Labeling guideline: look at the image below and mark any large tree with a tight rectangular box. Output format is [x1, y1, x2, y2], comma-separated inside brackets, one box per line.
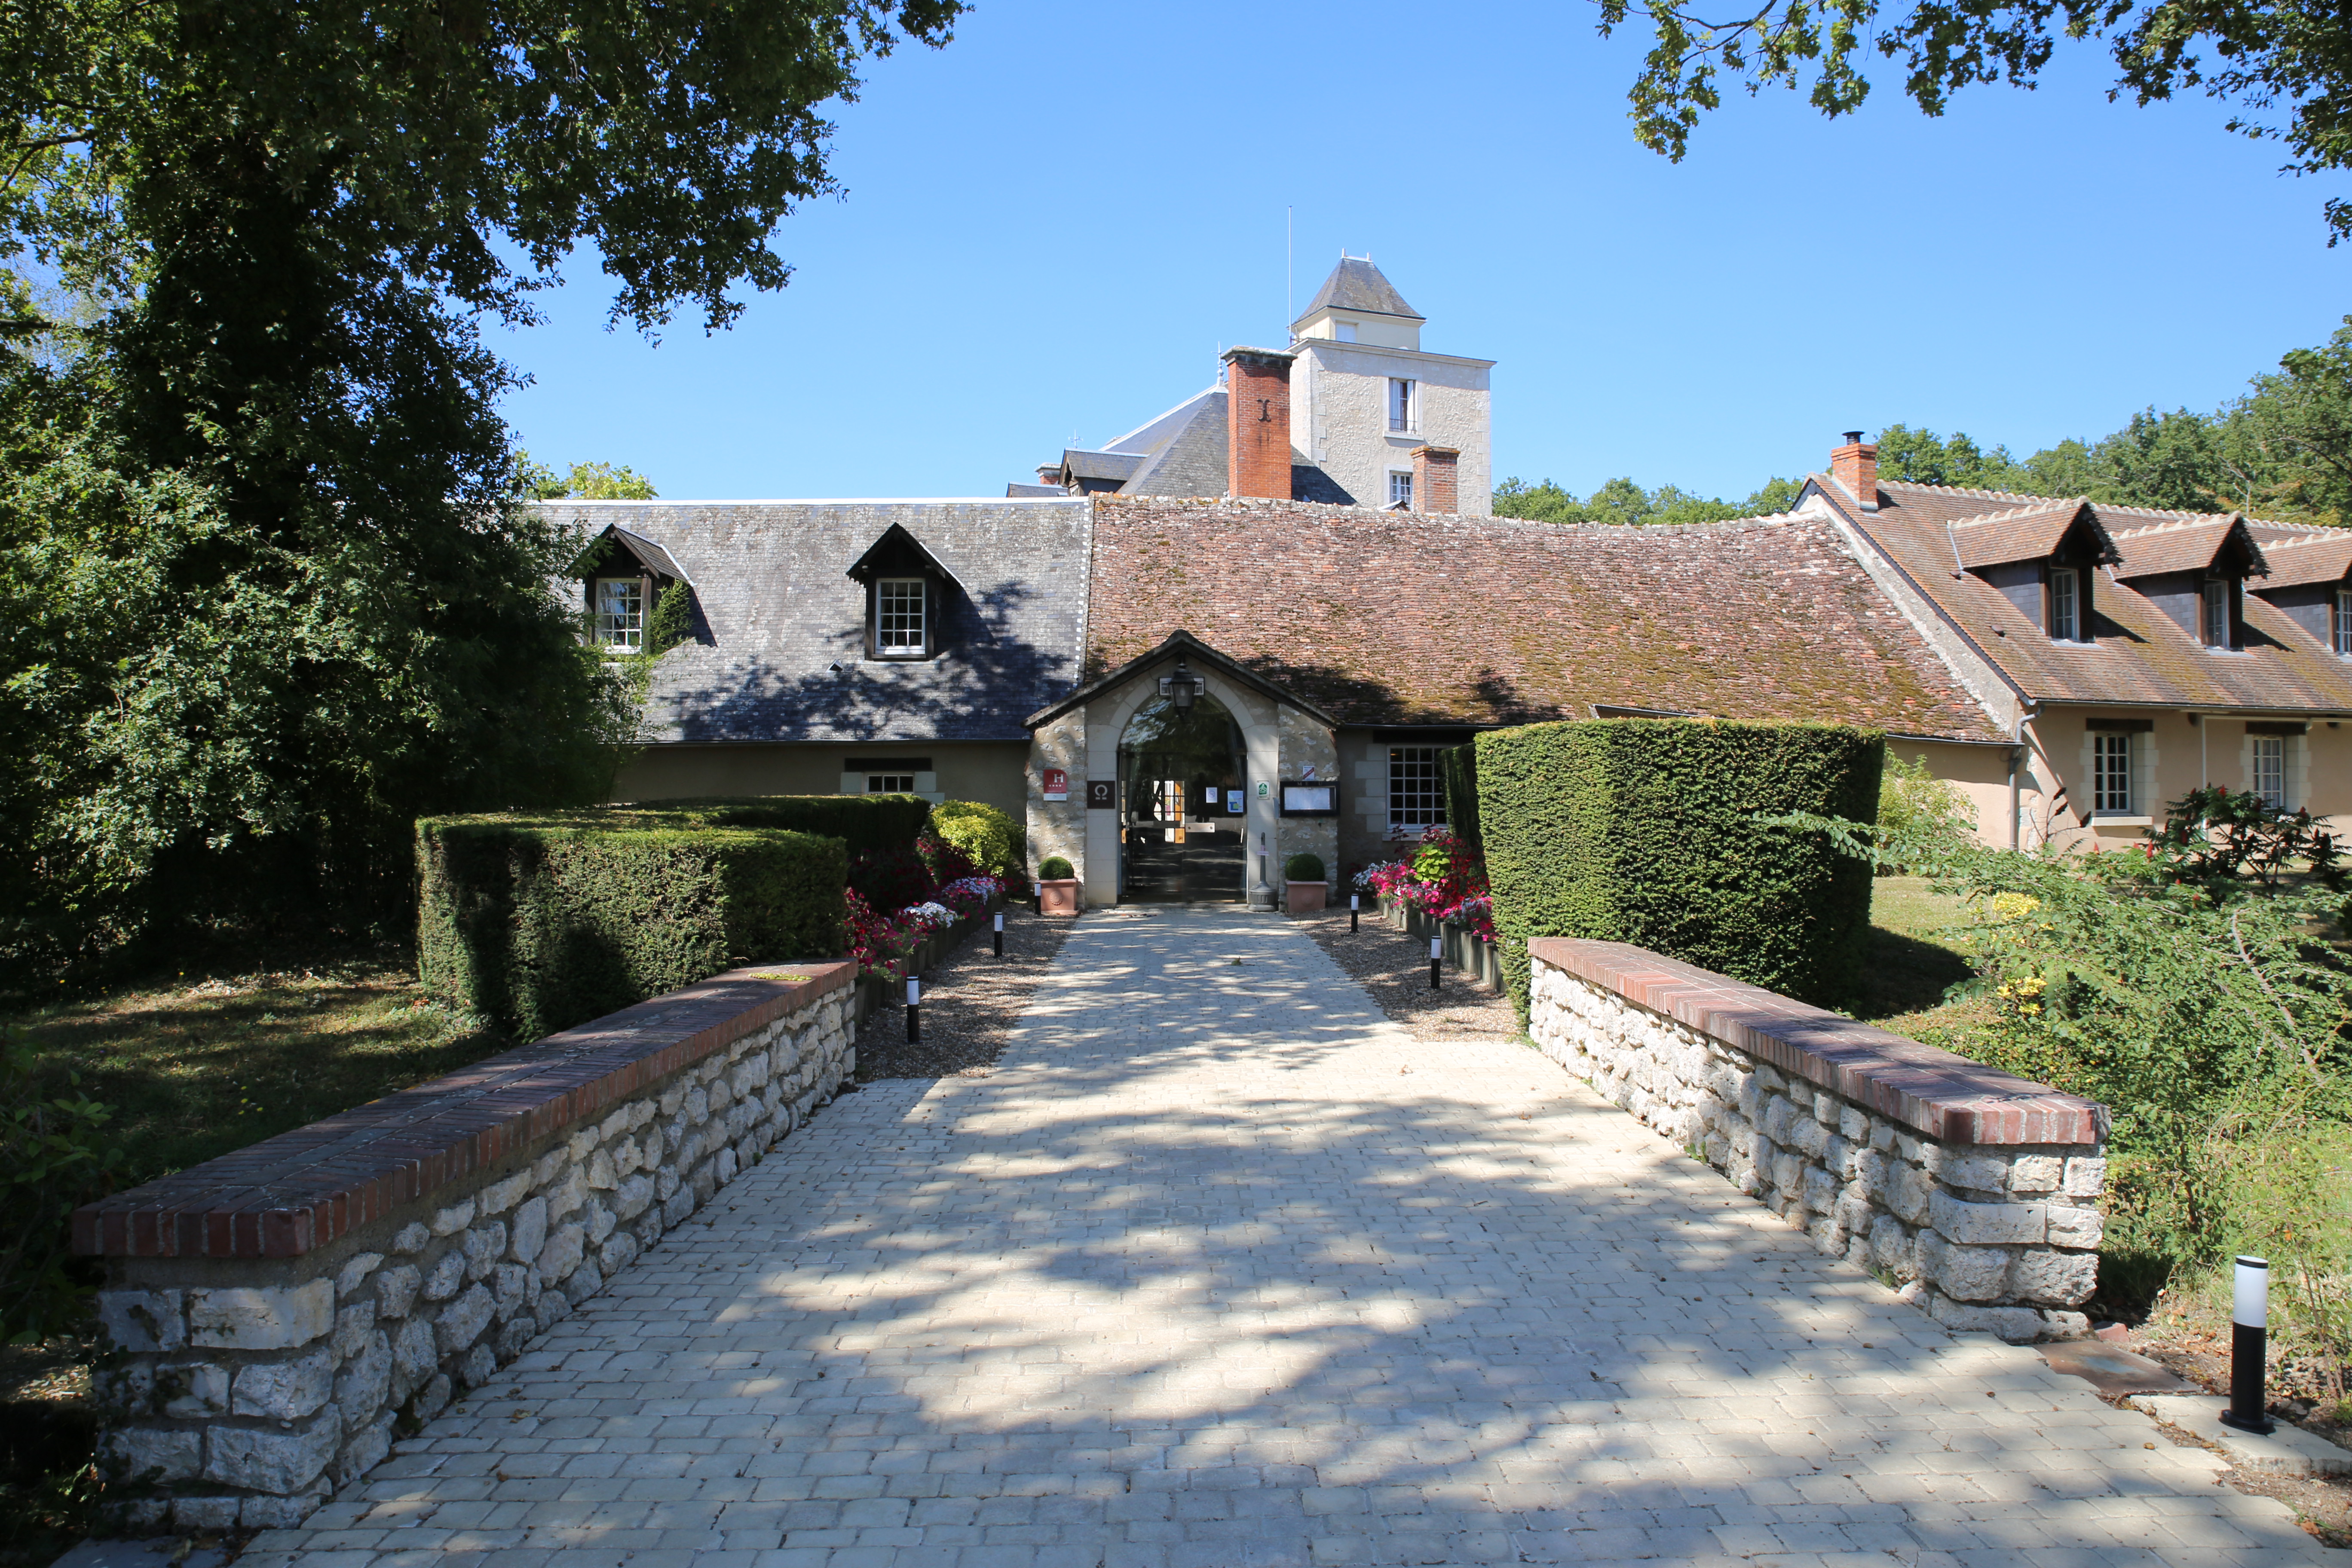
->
[1598, 0, 2352, 241]
[0, 0, 959, 980]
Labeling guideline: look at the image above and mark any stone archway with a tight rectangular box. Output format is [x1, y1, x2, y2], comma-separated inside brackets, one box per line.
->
[1116, 689, 1249, 900]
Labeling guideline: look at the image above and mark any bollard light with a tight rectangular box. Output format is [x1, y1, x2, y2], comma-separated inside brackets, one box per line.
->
[2220, 1255, 2275, 1434]
[993, 910, 1004, 958]
[1429, 934, 1442, 992]
[1350, 893, 1360, 934]
[906, 974, 922, 1044]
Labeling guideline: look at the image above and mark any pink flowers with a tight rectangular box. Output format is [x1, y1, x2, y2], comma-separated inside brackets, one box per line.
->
[1354, 829, 1495, 943]
[845, 872, 1010, 979]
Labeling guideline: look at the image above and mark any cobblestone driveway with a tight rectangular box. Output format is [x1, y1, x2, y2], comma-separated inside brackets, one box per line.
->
[246, 907, 2326, 1567]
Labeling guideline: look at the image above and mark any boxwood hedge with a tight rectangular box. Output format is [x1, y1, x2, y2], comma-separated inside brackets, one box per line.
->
[636, 794, 932, 856]
[1477, 718, 1883, 1017]
[418, 814, 850, 1041]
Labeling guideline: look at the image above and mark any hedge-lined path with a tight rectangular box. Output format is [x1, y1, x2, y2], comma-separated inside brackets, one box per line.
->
[244, 906, 2323, 1568]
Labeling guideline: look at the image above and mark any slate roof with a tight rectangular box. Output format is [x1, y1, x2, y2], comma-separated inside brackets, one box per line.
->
[539, 499, 1091, 744]
[1081, 496, 2006, 740]
[1817, 479, 2352, 713]
[1293, 257, 1423, 326]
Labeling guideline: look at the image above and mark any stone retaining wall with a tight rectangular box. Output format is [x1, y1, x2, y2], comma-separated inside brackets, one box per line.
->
[71, 962, 857, 1532]
[1528, 938, 2109, 1342]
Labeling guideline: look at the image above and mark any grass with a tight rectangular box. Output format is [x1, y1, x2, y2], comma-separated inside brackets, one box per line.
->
[1851, 874, 1988, 1030]
[9, 948, 508, 1192]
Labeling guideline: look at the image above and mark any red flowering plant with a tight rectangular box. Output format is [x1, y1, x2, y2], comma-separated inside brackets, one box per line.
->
[1352, 827, 1495, 941]
[844, 887, 923, 979]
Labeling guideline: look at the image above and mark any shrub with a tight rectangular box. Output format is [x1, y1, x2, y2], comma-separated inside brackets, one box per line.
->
[1439, 744, 1480, 847]
[417, 815, 848, 1039]
[1038, 856, 1074, 881]
[1478, 718, 1883, 1017]
[647, 794, 932, 858]
[1876, 751, 1978, 871]
[1285, 853, 1326, 882]
[930, 800, 1023, 876]
[2, 1025, 122, 1344]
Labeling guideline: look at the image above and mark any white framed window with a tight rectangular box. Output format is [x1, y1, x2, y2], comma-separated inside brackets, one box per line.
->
[867, 773, 916, 793]
[2335, 588, 2351, 655]
[2251, 735, 2286, 808]
[877, 578, 925, 656]
[594, 577, 643, 650]
[1389, 472, 1413, 508]
[2202, 578, 2232, 648]
[1389, 747, 1447, 830]
[1389, 378, 1415, 433]
[1335, 321, 1358, 342]
[2048, 568, 2080, 642]
[2092, 732, 2134, 815]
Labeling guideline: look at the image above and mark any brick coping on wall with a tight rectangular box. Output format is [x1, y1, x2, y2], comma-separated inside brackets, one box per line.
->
[1526, 939, 2104, 1146]
[71, 963, 856, 1261]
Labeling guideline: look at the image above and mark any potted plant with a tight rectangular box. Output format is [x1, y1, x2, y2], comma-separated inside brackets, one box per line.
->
[1283, 852, 1327, 914]
[1036, 855, 1081, 917]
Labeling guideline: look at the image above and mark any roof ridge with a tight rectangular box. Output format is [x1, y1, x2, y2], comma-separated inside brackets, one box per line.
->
[2107, 514, 2238, 538]
[1941, 499, 2083, 530]
[1880, 480, 2055, 504]
[2260, 529, 2352, 549]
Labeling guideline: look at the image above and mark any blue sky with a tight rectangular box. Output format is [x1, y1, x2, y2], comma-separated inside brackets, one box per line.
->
[497, 0, 2350, 504]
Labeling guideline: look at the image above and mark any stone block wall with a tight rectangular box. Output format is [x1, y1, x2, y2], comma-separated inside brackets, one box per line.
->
[74, 963, 857, 1531]
[1528, 939, 2109, 1342]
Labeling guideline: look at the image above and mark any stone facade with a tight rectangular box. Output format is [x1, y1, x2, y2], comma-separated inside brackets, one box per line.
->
[1277, 705, 1340, 880]
[78, 965, 857, 1531]
[1527, 940, 2108, 1343]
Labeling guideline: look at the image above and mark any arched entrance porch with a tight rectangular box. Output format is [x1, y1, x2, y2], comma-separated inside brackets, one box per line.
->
[1117, 689, 1248, 901]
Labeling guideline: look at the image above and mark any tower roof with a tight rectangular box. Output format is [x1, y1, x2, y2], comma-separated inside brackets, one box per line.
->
[1292, 256, 1423, 328]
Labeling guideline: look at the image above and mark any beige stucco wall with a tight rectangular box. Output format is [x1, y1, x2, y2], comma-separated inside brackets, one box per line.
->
[1890, 741, 2017, 850]
[1290, 340, 1491, 516]
[1277, 708, 1340, 886]
[1026, 715, 1086, 887]
[612, 741, 1028, 817]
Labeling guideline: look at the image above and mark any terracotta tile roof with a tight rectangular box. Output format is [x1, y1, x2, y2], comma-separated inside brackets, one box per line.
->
[1082, 497, 2007, 741]
[1947, 500, 2112, 571]
[2106, 515, 2269, 580]
[1823, 479, 2352, 713]
[2257, 531, 2352, 589]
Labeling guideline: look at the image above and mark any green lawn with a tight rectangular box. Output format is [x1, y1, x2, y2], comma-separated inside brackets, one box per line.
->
[1853, 875, 1995, 1041]
[9, 951, 507, 1191]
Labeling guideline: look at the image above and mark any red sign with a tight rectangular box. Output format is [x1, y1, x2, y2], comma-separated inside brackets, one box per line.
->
[1041, 768, 1069, 801]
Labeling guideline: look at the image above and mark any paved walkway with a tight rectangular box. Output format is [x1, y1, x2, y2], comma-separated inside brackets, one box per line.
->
[247, 908, 2325, 1567]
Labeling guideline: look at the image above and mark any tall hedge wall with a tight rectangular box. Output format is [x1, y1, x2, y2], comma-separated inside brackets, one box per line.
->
[634, 794, 932, 857]
[1478, 718, 1883, 1017]
[1439, 744, 1480, 847]
[417, 815, 849, 1041]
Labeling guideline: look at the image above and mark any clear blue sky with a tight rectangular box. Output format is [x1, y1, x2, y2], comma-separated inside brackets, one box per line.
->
[497, 0, 2351, 504]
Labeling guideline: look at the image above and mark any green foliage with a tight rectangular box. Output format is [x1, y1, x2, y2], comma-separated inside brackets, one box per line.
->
[1596, 0, 2352, 243]
[417, 814, 849, 1041]
[1038, 856, 1075, 881]
[648, 795, 932, 857]
[1, 1026, 121, 1344]
[2147, 785, 2344, 889]
[0, 0, 962, 985]
[1492, 474, 1803, 526]
[1875, 752, 1978, 871]
[928, 800, 1023, 876]
[520, 456, 661, 501]
[643, 581, 695, 658]
[1284, 853, 1326, 882]
[1439, 744, 1480, 848]
[1479, 718, 1884, 1017]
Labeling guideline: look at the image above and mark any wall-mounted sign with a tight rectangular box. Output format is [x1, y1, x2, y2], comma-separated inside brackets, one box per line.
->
[1256, 781, 1269, 796]
[1201, 787, 1221, 808]
[1041, 767, 1068, 802]
[1086, 780, 1117, 810]
[1228, 792, 1246, 814]
[1280, 782, 1339, 818]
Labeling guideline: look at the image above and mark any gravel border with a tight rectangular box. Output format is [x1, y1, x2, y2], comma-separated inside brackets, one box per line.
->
[1292, 904, 1522, 1044]
[851, 903, 1072, 1081]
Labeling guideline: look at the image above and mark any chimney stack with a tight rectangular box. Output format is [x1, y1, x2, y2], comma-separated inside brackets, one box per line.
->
[1412, 445, 1459, 514]
[1831, 430, 1879, 512]
[1222, 347, 1296, 500]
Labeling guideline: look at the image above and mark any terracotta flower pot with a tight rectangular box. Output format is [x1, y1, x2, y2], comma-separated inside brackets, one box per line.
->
[1038, 878, 1082, 917]
[1285, 880, 1327, 914]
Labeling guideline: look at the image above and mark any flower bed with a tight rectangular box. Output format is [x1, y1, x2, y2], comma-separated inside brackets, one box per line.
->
[1353, 829, 1502, 989]
[843, 838, 1011, 1020]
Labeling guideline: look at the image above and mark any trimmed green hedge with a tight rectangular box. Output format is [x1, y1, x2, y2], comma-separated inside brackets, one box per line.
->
[1439, 744, 1480, 847]
[1478, 718, 1883, 1017]
[639, 794, 932, 856]
[418, 815, 848, 1040]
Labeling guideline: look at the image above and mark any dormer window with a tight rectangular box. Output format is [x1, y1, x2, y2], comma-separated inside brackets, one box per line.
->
[877, 578, 926, 657]
[2202, 578, 2235, 649]
[594, 578, 644, 650]
[2336, 588, 2351, 655]
[2049, 568, 2081, 642]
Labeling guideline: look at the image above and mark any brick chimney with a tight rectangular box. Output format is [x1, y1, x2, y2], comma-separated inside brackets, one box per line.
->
[1412, 445, 1459, 514]
[1222, 347, 1295, 499]
[1831, 430, 1879, 512]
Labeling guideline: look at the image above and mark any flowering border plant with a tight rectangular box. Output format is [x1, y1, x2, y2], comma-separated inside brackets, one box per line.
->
[1354, 828, 1494, 941]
